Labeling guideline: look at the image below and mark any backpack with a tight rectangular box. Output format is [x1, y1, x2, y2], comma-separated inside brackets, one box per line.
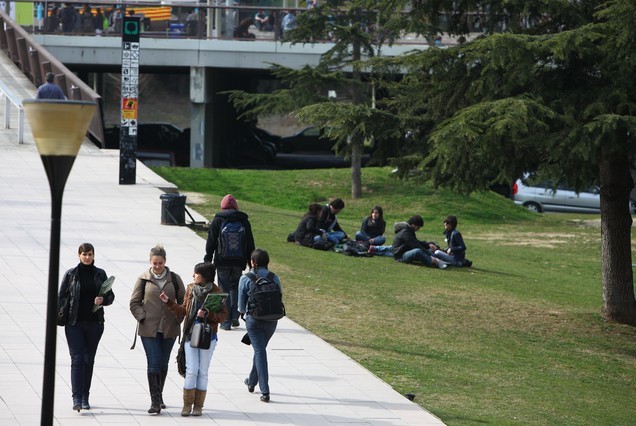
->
[312, 239, 334, 251]
[246, 272, 285, 321]
[342, 240, 371, 257]
[218, 220, 246, 261]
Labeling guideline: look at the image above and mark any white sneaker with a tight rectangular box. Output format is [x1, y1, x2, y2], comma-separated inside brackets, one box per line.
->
[435, 259, 448, 269]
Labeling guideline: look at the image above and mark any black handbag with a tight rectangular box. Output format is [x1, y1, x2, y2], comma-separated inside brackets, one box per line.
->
[57, 287, 70, 326]
[190, 320, 212, 349]
[176, 339, 186, 377]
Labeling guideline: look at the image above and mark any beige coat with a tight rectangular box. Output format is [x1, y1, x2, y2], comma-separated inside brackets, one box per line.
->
[129, 267, 186, 338]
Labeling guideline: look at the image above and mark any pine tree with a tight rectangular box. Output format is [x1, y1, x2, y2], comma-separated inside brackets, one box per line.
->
[379, 0, 636, 324]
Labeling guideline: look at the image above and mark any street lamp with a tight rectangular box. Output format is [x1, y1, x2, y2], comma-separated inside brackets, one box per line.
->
[22, 99, 97, 426]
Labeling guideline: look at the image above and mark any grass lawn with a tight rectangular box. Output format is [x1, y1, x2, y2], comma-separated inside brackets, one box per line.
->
[154, 166, 636, 425]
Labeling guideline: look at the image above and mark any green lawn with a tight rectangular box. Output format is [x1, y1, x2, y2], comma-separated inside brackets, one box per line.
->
[154, 166, 636, 425]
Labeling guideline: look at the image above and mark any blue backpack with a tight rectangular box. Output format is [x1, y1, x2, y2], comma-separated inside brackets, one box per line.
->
[218, 220, 246, 261]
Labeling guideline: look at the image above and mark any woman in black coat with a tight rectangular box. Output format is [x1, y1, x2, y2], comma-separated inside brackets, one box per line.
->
[57, 242, 114, 412]
[293, 203, 325, 247]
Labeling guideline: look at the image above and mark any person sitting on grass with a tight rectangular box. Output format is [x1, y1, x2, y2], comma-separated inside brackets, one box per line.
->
[317, 198, 348, 244]
[392, 215, 448, 269]
[433, 215, 472, 267]
[293, 203, 325, 247]
[355, 205, 387, 245]
[354, 205, 393, 256]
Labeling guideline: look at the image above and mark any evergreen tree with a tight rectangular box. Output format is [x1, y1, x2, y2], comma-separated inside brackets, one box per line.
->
[379, 0, 636, 324]
[228, 0, 402, 199]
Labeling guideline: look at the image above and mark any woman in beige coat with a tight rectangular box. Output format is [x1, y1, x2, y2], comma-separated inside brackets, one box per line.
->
[130, 245, 185, 414]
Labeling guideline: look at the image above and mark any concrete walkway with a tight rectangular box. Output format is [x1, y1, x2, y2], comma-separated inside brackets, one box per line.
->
[0, 53, 444, 425]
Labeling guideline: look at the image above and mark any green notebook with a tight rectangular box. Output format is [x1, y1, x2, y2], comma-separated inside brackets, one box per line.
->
[93, 276, 115, 312]
[203, 293, 228, 313]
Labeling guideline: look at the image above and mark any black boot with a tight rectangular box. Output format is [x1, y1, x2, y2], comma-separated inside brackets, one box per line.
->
[159, 369, 168, 409]
[81, 394, 90, 410]
[72, 396, 81, 412]
[146, 372, 162, 414]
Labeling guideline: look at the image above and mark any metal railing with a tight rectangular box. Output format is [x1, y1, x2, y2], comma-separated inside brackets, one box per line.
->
[0, 79, 25, 144]
[0, 9, 105, 145]
[22, 0, 441, 45]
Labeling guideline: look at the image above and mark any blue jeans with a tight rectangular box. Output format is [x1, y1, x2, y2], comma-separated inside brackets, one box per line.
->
[217, 266, 243, 327]
[141, 333, 176, 374]
[371, 245, 394, 257]
[65, 321, 104, 399]
[355, 231, 386, 245]
[245, 317, 277, 395]
[184, 336, 217, 390]
[314, 231, 345, 244]
[400, 248, 434, 266]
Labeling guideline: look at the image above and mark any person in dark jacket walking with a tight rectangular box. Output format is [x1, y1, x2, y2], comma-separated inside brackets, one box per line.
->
[392, 215, 448, 268]
[57, 243, 114, 412]
[204, 194, 255, 330]
[36, 72, 66, 100]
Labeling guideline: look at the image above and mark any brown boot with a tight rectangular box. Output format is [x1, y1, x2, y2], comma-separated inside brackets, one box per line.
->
[192, 389, 207, 416]
[181, 388, 196, 417]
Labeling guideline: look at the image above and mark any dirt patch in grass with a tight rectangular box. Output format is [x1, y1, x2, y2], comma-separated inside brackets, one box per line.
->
[472, 232, 577, 248]
[183, 191, 209, 205]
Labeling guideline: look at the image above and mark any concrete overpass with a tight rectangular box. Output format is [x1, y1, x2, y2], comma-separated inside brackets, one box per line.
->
[5, 4, 431, 168]
[32, 33, 425, 70]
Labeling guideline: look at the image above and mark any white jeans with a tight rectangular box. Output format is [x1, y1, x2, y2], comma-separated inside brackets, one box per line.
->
[433, 250, 462, 266]
[184, 337, 217, 390]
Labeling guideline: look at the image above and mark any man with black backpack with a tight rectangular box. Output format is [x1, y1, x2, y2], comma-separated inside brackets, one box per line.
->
[204, 194, 255, 330]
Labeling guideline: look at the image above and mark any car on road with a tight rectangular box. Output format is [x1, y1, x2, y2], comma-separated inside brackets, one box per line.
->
[279, 126, 334, 153]
[252, 127, 283, 152]
[513, 179, 635, 214]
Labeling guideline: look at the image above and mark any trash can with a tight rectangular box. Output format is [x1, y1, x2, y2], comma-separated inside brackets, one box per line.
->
[160, 193, 186, 225]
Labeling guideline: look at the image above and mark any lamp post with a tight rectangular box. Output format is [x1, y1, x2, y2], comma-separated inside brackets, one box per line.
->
[22, 99, 97, 426]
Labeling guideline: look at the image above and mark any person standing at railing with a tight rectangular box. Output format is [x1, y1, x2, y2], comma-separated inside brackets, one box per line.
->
[282, 11, 297, 36]
[46, 6, 60, 32]
[36, 2, 44, 31]
[60, 3, 76, 33]
[81, 4, 95, 34]
[94, 8, 106, 36]
[36, 73, 66, 100]
[186, 9, 199, 36]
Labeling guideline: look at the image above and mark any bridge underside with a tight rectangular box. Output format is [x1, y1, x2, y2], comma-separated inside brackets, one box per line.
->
[69, 62, 277, 168]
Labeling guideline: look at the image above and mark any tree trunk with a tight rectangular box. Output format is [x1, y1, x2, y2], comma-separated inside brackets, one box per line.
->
[351, 141, 362, 199]
[350, 32, 362, 199]
[599, 148, 636, 325]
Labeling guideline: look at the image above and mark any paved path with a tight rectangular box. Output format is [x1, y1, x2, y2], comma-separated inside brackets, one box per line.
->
[0, 54, 444, 424]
